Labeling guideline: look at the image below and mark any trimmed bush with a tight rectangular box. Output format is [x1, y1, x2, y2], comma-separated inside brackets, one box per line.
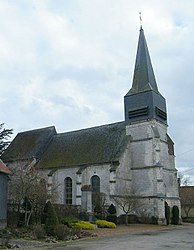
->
[96, 220, 116, 228]
[44, 201, 59, 236]
[72, 221, 95, 230]
[107, 204, 116, 215]
[165, 202, 170, 226]
[171, 205, 179, 225]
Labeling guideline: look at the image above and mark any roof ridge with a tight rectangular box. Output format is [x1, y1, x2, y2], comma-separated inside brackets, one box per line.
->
[56, 121, 126, 137]
[17, 126, 56, 135]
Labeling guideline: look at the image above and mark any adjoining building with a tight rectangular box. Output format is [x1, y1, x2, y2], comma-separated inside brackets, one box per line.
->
[2, 27, 180, 224]
[179, 186, 194, 219]
[0, 159, 11, 228]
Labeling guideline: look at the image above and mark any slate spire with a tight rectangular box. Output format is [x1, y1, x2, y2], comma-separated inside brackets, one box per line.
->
[126, 27, 159, 96]
[124, 27, 167, 124]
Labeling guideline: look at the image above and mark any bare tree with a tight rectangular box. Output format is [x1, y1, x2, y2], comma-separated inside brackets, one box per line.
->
[112, 194, 140, 225]
[178, 172, 191, 186]
[8, 159, 48, 226]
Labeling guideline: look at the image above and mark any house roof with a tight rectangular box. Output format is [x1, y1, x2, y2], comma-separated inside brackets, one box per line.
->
[179, 186, 194, 205]
[0, 159, 11, 174]
[38, 121, 130, 169]
[2, 120, 174, 170]
[2, 126, 57, 162]
[180, 186, 194, 195]
[2, 122, 129, 169]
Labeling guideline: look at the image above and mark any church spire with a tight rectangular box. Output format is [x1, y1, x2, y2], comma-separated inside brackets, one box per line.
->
[126, 27, 159, 96]
[124, 27, 167, 124]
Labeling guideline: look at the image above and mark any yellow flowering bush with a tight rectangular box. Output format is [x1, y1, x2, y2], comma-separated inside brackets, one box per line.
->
[72, 221, 95, 230]
[96, 220, 116, 228]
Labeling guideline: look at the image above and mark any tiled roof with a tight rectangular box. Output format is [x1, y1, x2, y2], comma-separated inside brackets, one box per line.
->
[2, 126, 57, 162]
[38, 121, 129, 169]
[179, 186, 194, 205]
[2, 122, 129, 169]
[180, 186, 194, 196]
[0, 159, 11, 174]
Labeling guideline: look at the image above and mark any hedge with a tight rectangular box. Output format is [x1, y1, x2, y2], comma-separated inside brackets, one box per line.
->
[96, 220, 116, 228]
[72, 221, 95, 230]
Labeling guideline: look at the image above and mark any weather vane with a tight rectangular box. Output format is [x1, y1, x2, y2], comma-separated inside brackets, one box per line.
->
[139, 12, 142, 28]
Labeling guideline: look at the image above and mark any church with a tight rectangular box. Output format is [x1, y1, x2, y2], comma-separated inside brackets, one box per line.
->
[2, 27, 180, 224]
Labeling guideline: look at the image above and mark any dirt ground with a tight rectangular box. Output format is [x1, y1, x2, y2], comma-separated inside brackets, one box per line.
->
[92, 223, 187, 237]
[7, 223, 193, 249]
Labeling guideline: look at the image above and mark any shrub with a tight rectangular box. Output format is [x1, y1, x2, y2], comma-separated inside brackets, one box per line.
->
[182, 217, 194, 223]
[165, 202, 170, 226]
[73, 221, 95, 230]
[32, 224, 46, 240]
[42, 201, 49, 224]
[44, 201, 59, 236]
[117, 214, 139, 224]
[61, 216, 79, 226]
[106, 215, 118, 224]
[69, 226, 81, 238]
[54, 204, 80, 223]
[54, 224, 71, 240]
[107, 204, 116, 215]
[151, 216, 158, 225]
[79, 212, 91, 221]
[0, 228, 11, 248]
[96, 220, 116, 228]
[171, 205, 179, 225]
[94, 203, 102, 214]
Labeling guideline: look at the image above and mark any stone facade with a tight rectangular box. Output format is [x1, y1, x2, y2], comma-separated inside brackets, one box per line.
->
[2, 27, 181, 224]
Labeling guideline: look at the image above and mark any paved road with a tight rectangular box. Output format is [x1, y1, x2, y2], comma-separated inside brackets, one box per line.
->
[47, 224, 194, 250]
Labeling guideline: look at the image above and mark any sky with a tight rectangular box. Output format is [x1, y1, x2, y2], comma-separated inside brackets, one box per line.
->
[0, 0, 194, 183]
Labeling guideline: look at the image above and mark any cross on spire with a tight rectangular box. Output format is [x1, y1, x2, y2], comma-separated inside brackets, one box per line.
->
[139, 12, 142, 29]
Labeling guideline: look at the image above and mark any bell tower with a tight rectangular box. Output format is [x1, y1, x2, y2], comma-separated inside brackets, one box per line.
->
[124, 27, 167, 124]
[124, 26, 181, 224]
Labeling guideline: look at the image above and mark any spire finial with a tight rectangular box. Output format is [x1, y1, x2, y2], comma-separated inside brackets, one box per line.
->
[139, 12, 142, 29]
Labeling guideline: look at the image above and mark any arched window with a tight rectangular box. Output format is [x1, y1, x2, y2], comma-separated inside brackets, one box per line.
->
[64, 177, 72, 205]
[91, 175, 100, 193]
[91, 175, 101, 211]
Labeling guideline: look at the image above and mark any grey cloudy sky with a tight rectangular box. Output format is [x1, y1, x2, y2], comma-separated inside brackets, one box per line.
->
[0, 0, 194, 183]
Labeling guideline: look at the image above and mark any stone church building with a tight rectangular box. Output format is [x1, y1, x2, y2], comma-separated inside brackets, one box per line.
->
[2, 27, 180, 224]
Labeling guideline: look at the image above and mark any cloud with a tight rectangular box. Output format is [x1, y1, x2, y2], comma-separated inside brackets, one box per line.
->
[0, 0, 194, 182]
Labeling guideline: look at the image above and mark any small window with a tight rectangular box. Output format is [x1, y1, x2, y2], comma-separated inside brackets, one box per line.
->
[64, 177, 72, 205]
